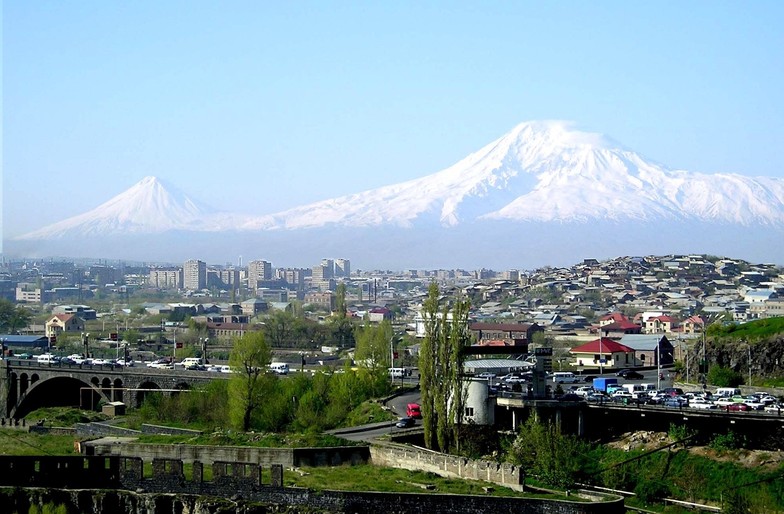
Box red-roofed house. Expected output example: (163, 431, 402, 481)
(681, 315, 706, 334)
(599, 320, 643, 339)
(469, 322, 544, 349)
(645, 315, 677, 334)
(368, 307, 393, 323)
(45, 314, 85, 339)
(569, 338, 638, 369)
(598, 312, 630, 327)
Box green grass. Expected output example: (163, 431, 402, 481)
(283, 464, 548, 498)
(24, 407, 109, 426)
(707, 317, 784, 342)
(0, 429, 77, 456)
(339, 400, 396, 428)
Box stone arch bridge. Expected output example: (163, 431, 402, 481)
(0, 360, 224, 418)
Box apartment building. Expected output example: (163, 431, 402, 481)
(183, 259, 206, 291)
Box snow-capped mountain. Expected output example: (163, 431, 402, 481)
(16, 176, 249, 239)
(10, 121, 784, 268)
(247, 120, 784, 229)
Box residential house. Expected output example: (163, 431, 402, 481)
(620, 334, 674, 367)
(599, 320, 643, 339)
(569, 338, 637, 369)
(45, 314, 85, 339)
(645, 315, 677, 334)
(468, 322, 543, 350)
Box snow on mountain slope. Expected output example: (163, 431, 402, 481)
(16, 121, 784, 242)
(17, 176, 246, 239)
(250, 120, 784, 229)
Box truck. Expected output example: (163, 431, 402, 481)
(592, 377, 618, 393)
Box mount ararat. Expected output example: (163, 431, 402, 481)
(9, 121, 784, 269)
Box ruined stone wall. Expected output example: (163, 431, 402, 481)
(370, 443, 525, 490)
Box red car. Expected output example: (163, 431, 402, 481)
(727, 403, 749, 411)
(406, 403, 422, 419)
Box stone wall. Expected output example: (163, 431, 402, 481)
(140, 423, 203, 436)
(82, 440, 370, 467)
(0, 456, 624, 514)
(75, 422, 143, 438)
(370, 443, 525, 490)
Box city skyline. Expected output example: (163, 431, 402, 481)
(4, 2, 784, 240)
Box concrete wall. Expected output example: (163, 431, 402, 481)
(370, 443, 525, 490)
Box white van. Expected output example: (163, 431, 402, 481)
(640, 383, 657, 392)
(716, 387, 742, 398)
(269, 362, 289, 375)
(622, 384, 645, 394)
(388, 367, 407, 379)
(552, 372, 580, 384)
(37, 354, 59, 364)
(180, 357, 202, 369)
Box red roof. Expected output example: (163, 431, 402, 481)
(570, 338, 634, 354)
(600, 320, 640, 331)
(599, 312, 629, 323)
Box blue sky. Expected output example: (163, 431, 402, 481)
(4, 1, 784, 237)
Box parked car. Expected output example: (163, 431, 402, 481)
(395, 417, 415, 428)
(16, 353, 33, 360)
(574, 386, 594, 396)
(726, 403, 750, 412)
(688, 398, 717, 410)
(664, 397, 688, 408)
(764, 404, 783, 413)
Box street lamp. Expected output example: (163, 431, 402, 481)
(200, 337, 209, 365)
(82, 332, 90, 358)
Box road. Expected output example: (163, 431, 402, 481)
(331, 387, 422, 442)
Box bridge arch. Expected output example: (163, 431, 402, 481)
(135, 381, 162, 408)
(19, 373, 29, 395)
(12, 376, 108, 418)
(113, 379, 124, 403)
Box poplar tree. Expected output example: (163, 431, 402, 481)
(419, 283, 471, 452)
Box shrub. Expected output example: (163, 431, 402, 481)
(668, 423, 694, 443)
(707, 366, 744, 387)
(709, 431, 746, 451)
(634, 479, 670, 504)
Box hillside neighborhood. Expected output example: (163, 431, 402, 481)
(1, 253, 782, 359)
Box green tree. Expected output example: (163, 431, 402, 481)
(264, 309, 298, 347)
(335, 282, 347, 318)
(228, 331, 272, 431)
(419, 283, 471, 452)
(0, 299, 32, 334)
(354, 320, 392, 371)
(509, 416, 587, 489)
